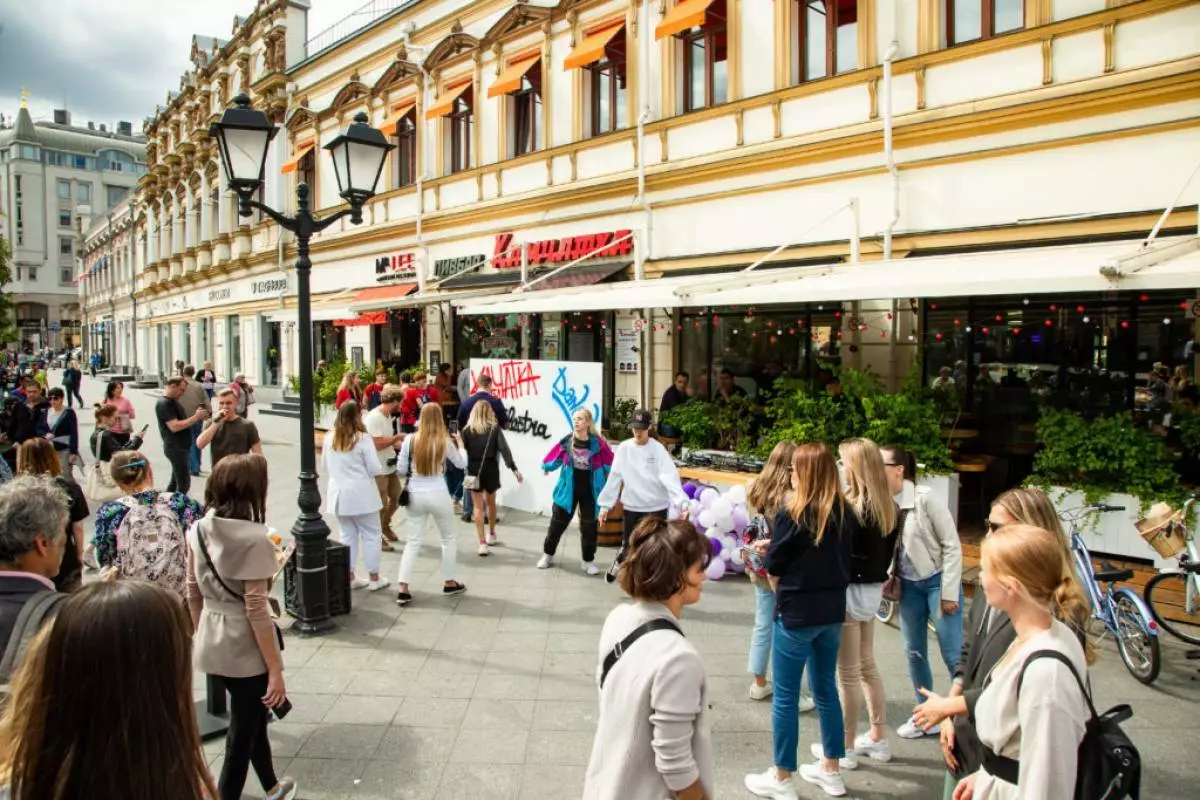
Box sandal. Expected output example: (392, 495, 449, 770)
(442, 581, 467, 597)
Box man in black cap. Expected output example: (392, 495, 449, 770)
(597, 409, 686, 582)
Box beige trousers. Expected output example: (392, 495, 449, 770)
(837, 617, 888, 746)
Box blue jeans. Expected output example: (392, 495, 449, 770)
(445, 463, 464, 503)
(188, 420, 204, 474)
(898, 573, 966, 704)
(772, 620, 844, 771)
(749, 584, 775, 677)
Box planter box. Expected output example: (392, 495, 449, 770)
(1047, 487, 1190, 568)
(918, 472, 961, 528)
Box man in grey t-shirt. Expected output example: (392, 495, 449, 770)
(179, 365, 212, 476)
(196, 388, 263, 468)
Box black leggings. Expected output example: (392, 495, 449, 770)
(543, 475, 598, 562)
(617, 508, 667, 565)
(218, 673, 279, 800)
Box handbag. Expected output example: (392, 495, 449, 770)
(194, 524, 285, 653)
(397, 440, 413, 507)
(463, 426, 496, 492)
(881, 507, 911, 602)
(84, 434, 122, 502)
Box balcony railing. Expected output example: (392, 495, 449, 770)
(302, 0, 417, 63)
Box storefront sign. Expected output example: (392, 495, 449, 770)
(616, 329, 639, 374)
(251, 278, 289, 296)
(490, 229, 633, 269)
(434, 254, 487, 279)
(333, 311, 388, 327)
(207, 288, 230, 303)
(466, 358, 604, 516)
(375, 253, 417, 283)
(177, 273, 296, 312)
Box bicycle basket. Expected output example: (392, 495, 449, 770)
(1135, 503, 1187, 559)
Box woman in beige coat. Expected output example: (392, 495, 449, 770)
(187, 453, 296, 800)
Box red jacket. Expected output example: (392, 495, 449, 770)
(400, 386, 440, 426)
(335, 386, 362, 409)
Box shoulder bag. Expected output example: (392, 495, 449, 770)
(881, 507, 911, 602)
(84, 433, 122, 503)
(599, 617, 683, 689)
(463, 426, 496, 492)
(194, 526, 285, 653)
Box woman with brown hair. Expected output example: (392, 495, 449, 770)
(335, 369, 363, 411)
(92, 450, 202, 600)
(188, 454, 295, 800)
(395, 402, 468, 605)
(951, 524, 1093, 800)
(583, 517, 713, 800)
(14, 439, 87, 593)
(322, 401, 387, 591)
(745, 443, 858, 799)
(0, 581, 219, 800)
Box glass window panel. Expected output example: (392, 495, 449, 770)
(614, 65, 628, 129)
(953, 0, 983, 44)
(805, 3, 828, 80)
(835, 0, 857, 75)
(994, 0, 1024, 34)
(688, 36, 707, 110)
(598, 70, 611, 133)
(712, 29, 728, 105)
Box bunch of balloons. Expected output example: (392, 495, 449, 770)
(670, 482, 754, 580)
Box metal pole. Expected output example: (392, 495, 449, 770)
(130, 200, 138, 377)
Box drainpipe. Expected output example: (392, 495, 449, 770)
(882, 40, 900, 389)
(638, 0, 654, 410)
(128, 200, 138, 376)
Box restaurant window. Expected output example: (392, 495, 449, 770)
(448, 87, 473, 175)
(682, 0, 728, 113)
(227, 316, 241, 375)
(456, 313, 525, 363)
(512, 72, 543, 157)
(796, 0, 858, 82)
(947, 0, 1024, 46)
(394, 113, 417, 188)
(587, 36, 628, 136)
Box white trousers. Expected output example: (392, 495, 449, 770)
(397, 490, 458, 584)
(337, 511, 383, 576)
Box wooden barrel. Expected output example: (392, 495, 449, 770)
(598, 499, 624, 548)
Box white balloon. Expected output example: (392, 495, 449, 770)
(706, 526, 723, 544)
(712, 498, 733, 519)
(698, 509, 717, 530)
(721, 535, 739, 556)
(727, 485, 747, 504)
(715, 515, 734, 533)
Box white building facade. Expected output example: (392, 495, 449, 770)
(98, 0, 1199, 409)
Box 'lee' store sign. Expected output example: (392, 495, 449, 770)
(490, 229, 632, 269)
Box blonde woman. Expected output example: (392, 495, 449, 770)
(395, 402, 468, 605)
(462, 400, 522, 556)
(539, 408, 613, 573)
(951, 525, 1093, 800)
(334, 369, 362, 410)
(322, 401, 387, 591)
(818, 438, 898, 769)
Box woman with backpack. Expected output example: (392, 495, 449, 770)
(92, 450, 203, 601)
(461, 400, 522, 556)
(950, 524, 1093, 800)
(14, 439, 87, 593)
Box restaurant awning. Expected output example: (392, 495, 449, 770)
(677, 238, 1200, 307)
(454, 272, 701, 315)
(425, 80, 472, 120)
(280, 141, 314, 174)
(346, 283, 418, 311)
(489, 54, 540, 98)
(656, 0, 717, 40)
(564, 22, 625, 70)
(379, 99, 417, 135)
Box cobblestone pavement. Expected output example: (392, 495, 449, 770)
(61, 373, 1200, 798)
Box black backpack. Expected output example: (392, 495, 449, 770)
(984, 649, 1140, 799)
(0, 591, 65, 699)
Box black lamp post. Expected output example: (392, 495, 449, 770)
(209, 93, 393, 634)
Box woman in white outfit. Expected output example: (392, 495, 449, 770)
(322, 401, 388, 592)
(952, 524, 1093, 800)
(395, 402, 469, 605)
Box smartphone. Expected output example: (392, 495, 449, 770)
(139, 424, 150, 436)
(272, 697, 292, 720)
(741, 541, 768, 572)
(448, 420, 460, 436)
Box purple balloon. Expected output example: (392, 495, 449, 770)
(726, 557, 745, 574)
(683, 482, 700, 499)
(705, 558, 727, 581)
(709, 536, 723, 557)
(731, 507, 750, 532)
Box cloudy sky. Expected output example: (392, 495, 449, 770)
(0, 0, 346, 133)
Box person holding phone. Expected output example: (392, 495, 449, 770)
(197, 388, 263, 469)
(187, 454, 296, 800)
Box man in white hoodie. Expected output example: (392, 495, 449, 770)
(598, 409, 686, 583)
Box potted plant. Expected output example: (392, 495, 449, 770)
(604, 398, 639, 442)
(661, 400, 717, 450)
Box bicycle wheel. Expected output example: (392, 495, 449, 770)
(876, 598, 896, 625)
(1144, 571, 1200, 647)
(1113, 594, 1161, 685)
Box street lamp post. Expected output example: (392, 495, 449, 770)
(210, 93, 393, 635)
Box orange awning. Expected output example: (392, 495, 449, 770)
(655, 0, 717, 40)
(488, 54, 540, 98)
(425, 80, 473, 120)
(563, 22, 625, 71)
(351, 283, 418, 307)
(379, 100, 417, 135)
(280, 141, 314, 174)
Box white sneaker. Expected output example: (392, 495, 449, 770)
(799, 762, 847, 797)
(744, 767, 798, 800)
(897, 716, 938, 739)
(749, 681, 773, 701)
(536, 554, 553, 569)
(581, 561, 600, 576)
(367, 578, 390, 592)
(799, 694, 816, 713)
(478, 543, 490, 557)
(350, 578, 370, 590)
(852, 730, 893, 762)
(810, 743, 858, 770)
(486, 531, 498, 545)
(264, 777, 297, 800)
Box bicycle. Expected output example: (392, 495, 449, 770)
(1143, 494, 1200, 647)
(1061, 504, 1161, 684)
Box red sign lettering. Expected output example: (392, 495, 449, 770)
(490, 229, 633, 269)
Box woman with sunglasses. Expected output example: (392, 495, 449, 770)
(910, 487, 1086, 799)
(879, 445, 964, 742)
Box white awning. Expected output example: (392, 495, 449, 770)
(678, 238, 1200, 307)
(352, 287, 504, 313)
(453, 274, 704, 315)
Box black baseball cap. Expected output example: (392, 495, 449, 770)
(631, 409, 652, 430)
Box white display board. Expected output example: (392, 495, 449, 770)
(466, 358, 605, 515)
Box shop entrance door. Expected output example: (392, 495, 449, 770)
(374, 310, 422, 372)
(262, 320, 282, 386)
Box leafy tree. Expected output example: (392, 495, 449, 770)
(0, 236, 16, 348)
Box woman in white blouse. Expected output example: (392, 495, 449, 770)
(322, 401, 387, 592)
(395, 402, 468, 605)
(953, 524, 1094, 800)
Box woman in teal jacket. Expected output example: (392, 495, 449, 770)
(538, 408, 614, 575)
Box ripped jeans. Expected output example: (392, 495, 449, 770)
(897, 573, 965, 705)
